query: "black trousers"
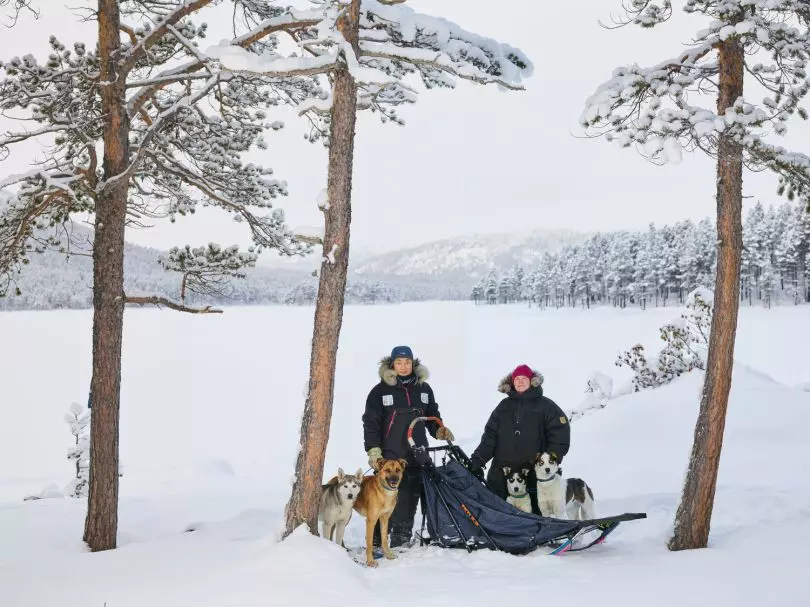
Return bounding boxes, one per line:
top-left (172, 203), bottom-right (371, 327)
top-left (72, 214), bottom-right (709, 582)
top-left (486, 463), bottom-right (541, 515)
top-left (373, 466), bottom-right (423, 548)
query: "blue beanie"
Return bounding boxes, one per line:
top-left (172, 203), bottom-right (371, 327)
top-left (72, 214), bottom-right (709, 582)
top-left (390, 345), bottom-right (413, 360)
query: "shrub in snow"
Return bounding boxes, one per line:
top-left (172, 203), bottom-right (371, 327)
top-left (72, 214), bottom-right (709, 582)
top-left (586, 371), bottom-right (613, 400)
top-left (64, 402), bottom-right (90, 498)
top-left (617, 289), bottom-right (713, 391)
top-left (571, 371), bottom-right (615, 421)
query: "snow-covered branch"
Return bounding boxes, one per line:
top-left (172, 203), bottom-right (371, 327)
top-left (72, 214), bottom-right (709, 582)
top-left (157, 243), bottom-right (258, 302)
top-left (582, 1), bottom-right (810, 179)
top-left (231, 8), bottom-right (323, 48)
top-left (599, 1), bottom-right (673, 29)
top-left (120, 0), bottom-right (215, 74)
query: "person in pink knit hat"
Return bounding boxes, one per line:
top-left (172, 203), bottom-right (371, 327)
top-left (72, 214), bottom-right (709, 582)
top-left (469, 364), bottom-right (570, 512)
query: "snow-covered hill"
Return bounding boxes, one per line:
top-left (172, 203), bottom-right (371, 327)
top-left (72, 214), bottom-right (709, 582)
top-left (0, 224), bottom-right (410, 310)
top-left (0, 226), bottom-right (585, 309)
top-left (1, 302), bottom-right (808, 606)
top-left (352, 229), bottom-right (585, 278)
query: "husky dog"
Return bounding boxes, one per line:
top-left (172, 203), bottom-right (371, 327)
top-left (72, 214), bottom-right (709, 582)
top-left (502, 465), bottom-right (533, 513)
top-left (320, 468), bottom-right (363, 547)
top-left (353, 458), bottom-right (406, 567)
top-left (534, 452), bottom-right (595, 521)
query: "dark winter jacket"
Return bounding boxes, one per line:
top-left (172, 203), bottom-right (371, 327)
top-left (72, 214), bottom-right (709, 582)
top-left (470, 369), bottom-right (570, 470)
top-left (362, 357), bottom-right (443, 466)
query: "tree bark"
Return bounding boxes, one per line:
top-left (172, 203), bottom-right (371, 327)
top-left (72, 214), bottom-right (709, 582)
top-left (283, 0), bottom-right (360, 538)
top-left (83, 0), bottom-right (129, 552)
top-left (668, 36), bottom-right (744, 552)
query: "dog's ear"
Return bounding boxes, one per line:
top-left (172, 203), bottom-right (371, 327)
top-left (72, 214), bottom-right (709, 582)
top-left (398, 458), bottom-right (408, 470)
top-left (337, 467), bottom-right (345, 481)
top-left (533, 453), bottom-right (542, 464)
top-left (354, 468), bottom-right (363, 480)
top-left (521, 467), bottom-right (530, 478)
top-left (372, 458), bottom-right (383, 472)
top-left (502, 466), bottom-right (511, 477)
top-left (549, 453), bottom-right (558, 464)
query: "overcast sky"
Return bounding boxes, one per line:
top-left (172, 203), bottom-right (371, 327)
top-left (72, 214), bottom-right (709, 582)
top-left (1, 1), bottom-right (807, 261)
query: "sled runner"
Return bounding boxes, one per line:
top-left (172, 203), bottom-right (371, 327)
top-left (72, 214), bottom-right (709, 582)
top-left (407, 417), bottom-right (646, 555)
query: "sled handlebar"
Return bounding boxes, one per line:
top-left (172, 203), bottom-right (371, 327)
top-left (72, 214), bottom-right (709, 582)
top-left (407, 416), bottom-right (450, 450)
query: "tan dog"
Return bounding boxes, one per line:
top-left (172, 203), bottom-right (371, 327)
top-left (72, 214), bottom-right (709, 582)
top-left (352, 458), bottom-right (407, 567)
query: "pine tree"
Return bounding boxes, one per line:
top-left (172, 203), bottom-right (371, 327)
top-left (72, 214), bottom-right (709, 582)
top-left (470, 279), bottom-right (485, 304)
top-left (212, 1), bottom-right (532, 539)
top-left (0, 0), bottom-right (318, 552)
top-left (582, 0), bottom-right (810, 552)
top-left (485, 269), bottom-right (499, 305)
top-left (65, 402), bottom-right (91, 499)
top-left (498, 273), bottom-right (514, 304)
top-left (796, 206), bottom-right (810, 302)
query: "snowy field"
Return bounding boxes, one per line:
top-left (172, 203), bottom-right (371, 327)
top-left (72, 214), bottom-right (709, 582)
top-left (1, 301), bottom-right (809, 606)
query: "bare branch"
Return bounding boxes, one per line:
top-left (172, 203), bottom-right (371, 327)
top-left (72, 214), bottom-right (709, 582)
top-left (124, 294), bottom-right (223, 314)
top-left (0, 0), bottom-right (38, 27)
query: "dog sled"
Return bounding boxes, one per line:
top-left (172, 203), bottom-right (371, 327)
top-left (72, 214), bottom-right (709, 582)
top-left (408, 417), bottom-right (647, 556)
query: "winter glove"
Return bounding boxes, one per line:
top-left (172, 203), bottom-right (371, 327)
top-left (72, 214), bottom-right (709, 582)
top-left (436, 426), bottom-right (454, 441)
top-left (468, 455), bottom-right (485, 473)
top-left (367, 447), bottom-right (383, 470)
top-left (468, 456), bottom-right (486, 481)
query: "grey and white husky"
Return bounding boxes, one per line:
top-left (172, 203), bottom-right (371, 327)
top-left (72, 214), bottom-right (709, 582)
top-left (319, 467), bottom-right (363, 547)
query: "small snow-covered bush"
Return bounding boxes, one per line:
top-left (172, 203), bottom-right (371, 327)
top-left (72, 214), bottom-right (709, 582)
top-left (64, 402), bottom-right (90, 498)
top-left (571, 371), bottom-right (615, 421)
top-left (617, 288), bottom-right (713, 391)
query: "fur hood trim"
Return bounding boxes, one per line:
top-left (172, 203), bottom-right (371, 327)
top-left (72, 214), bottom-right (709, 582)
top-left (379, 356), bottom-right (429, 386)
top-left (498, 369), bottom-right (544, 394)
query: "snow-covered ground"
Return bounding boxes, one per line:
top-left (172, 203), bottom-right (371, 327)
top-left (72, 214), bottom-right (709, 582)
top-left (1, 302), bottom-right (808, 606)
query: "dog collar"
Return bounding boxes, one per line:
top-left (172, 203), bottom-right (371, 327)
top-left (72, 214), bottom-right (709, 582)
top-left (536, 475), bottom-right (557, 483)
top-left (509, 492), bottom-right (528, 499)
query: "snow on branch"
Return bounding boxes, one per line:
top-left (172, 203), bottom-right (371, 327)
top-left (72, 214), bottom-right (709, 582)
top-left (0, 179), bottom-right (91, 296)
top-left (359, 0), bottom-right (533, 89)
top-left (214, 0), bottom-right (532, 141)
top-left (1, 5), bottom-right (319, 298)
top-left (204, 43), bottom-right (339, 77)
top-left (120, 0), bottom-right (215, 73)
top-left (600, 1), bottom-right (673, 29)
top-left (581, 0), bottom-right (810, 193)
top-left (157, 243), bottom-right (258, 303)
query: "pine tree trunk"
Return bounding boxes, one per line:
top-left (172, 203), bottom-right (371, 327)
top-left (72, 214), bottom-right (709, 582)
top-left (83, 0), bottom-right (129, 552)
top-left (283, 0), bottom-right (360, 538)
top-left (668, 36), bottom-right (744, 552)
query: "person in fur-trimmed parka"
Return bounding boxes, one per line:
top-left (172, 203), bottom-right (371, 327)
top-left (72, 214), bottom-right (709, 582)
top-left (469, 364), bottom-right (570, 505)
top-left (363, 345), bottom-right (454, 548)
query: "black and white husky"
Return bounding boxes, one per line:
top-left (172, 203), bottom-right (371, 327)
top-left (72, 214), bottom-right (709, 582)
top-left (319, 468), bottom-right (363, 547)
top-left (534, 452), bottom-right (595, 521)
top-left (502, 465), bottom-right (533, 513)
